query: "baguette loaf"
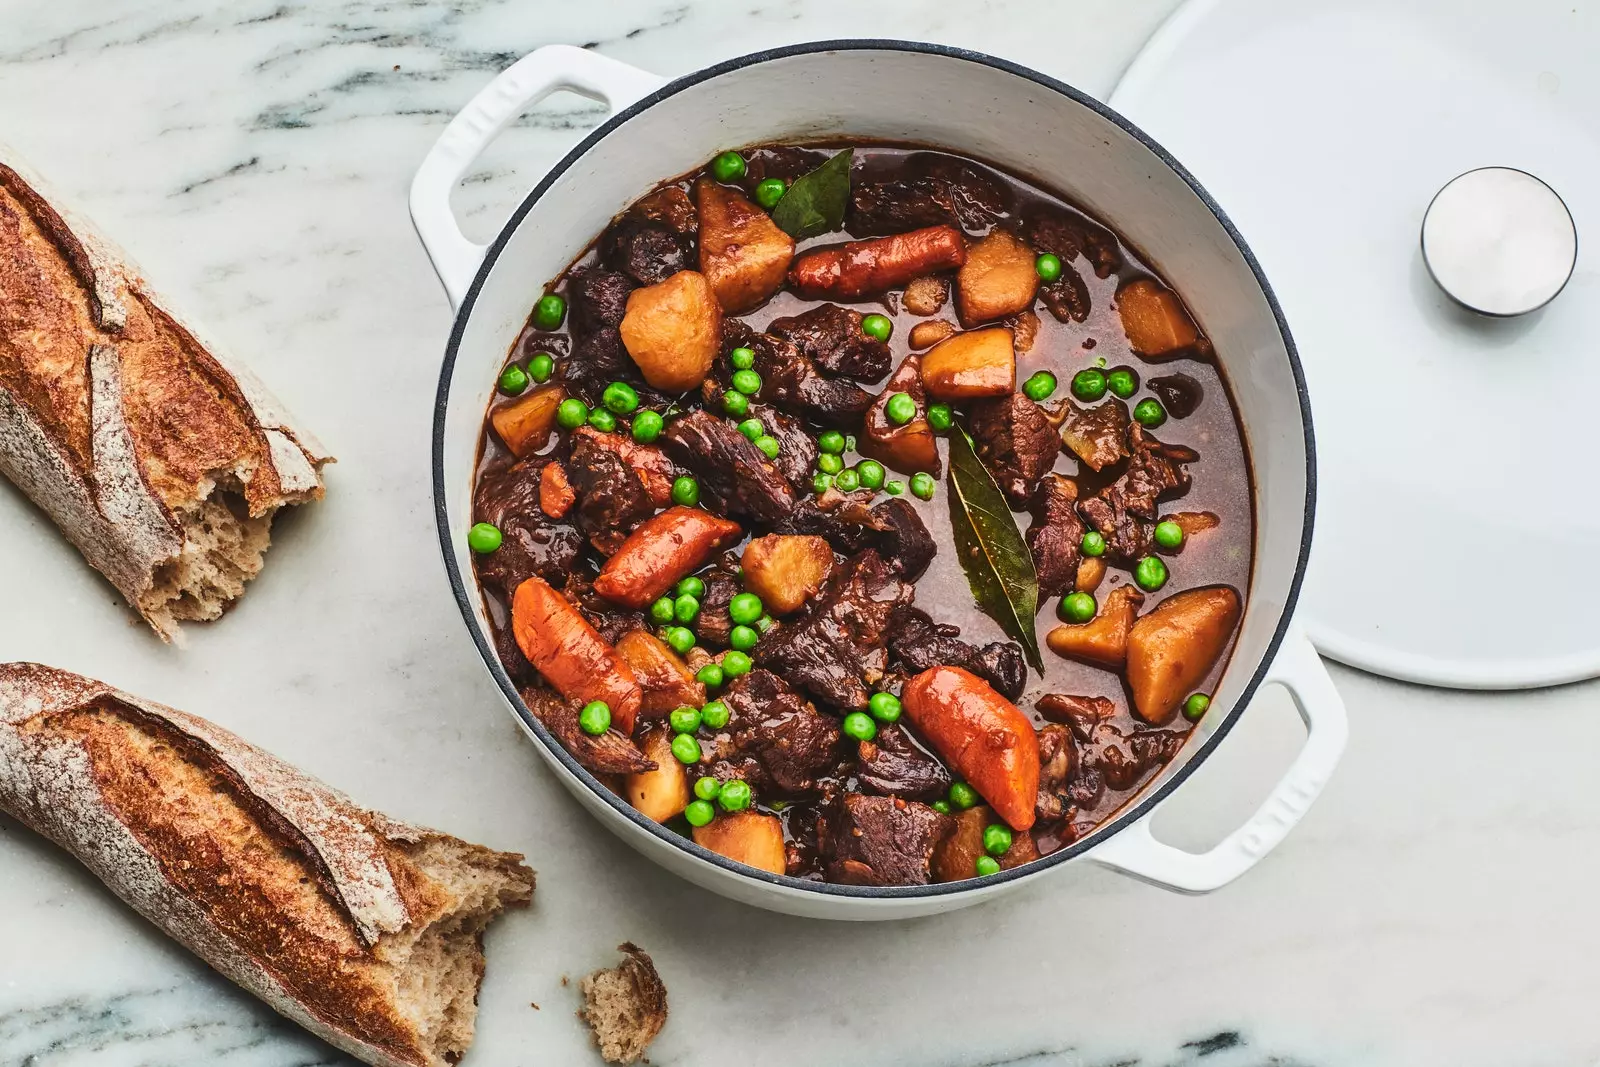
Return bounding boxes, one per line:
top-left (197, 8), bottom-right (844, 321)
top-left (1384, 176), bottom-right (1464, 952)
top-left (0, 662), bottom-right (535, 1067)
top-left (0, 156), bottom-right (331, 640)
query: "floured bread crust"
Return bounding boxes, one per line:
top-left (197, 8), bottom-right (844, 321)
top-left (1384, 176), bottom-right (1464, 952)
top-left (0, 663), bottom-right (534, 1067)
top-left (0, 155), bottom-right (331, 640)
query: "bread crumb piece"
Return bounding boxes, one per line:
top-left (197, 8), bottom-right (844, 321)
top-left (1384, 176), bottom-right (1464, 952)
top-left (578, 943), bottom-right (667, 1065)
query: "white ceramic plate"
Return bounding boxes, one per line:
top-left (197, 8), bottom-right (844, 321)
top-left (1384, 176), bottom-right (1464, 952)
top-left (1112, 0), bottom-right (1600, 689)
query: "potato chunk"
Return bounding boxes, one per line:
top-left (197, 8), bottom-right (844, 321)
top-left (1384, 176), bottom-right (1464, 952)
top-left (490, 383), bottom-right (566, 458)
top-left (625, 727), bottom-right (691, 823)
top-left (1126, 585), bottom-right (1241, 724)
top-left (921, 327), bottom-right (1015, 400)
top-left (908, 319), bottom-right (957, 350)
top-left (693, 811), bottom-right (787, 874)
top-left (902, 275), bottom-right (948, 316)
top-left (956, 229), bottom-right (1039, 325)
top-left (933, 805), bottom-right (1040, 883)
top-left (619, 270), bottom-right (723, 391)
top-left (695, 178), bottom-right (794, 313)
top-left (1117, 278), bottom-right (1201, 359)
top-left (615, 629), bottom-right (705, 716)
top-left (1075, 556), bottom-right (1106, 593)
top-left (741, 534), bottom-right (834, 615)
top-left (1045, 585), bottom-right (1144, 670)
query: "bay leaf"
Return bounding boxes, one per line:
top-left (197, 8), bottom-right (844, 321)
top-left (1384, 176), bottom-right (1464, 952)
top-left (770, 148), bottom-right (852, 240)
top-left (946, 426), bottom-right (1044, 673)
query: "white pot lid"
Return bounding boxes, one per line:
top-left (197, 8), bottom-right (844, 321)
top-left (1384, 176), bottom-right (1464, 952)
top-left (1110, 0), bottom-right (1599, 689)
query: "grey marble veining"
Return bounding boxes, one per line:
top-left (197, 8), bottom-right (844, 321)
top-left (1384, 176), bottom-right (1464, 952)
top-left (3, 1), bottom-right (1600, 1065)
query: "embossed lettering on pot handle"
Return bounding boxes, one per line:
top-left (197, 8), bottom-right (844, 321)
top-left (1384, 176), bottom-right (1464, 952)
top-left (1089, 628), bottom-right (1348, 894)
top-left (409, 45), bottom-right (666, 310)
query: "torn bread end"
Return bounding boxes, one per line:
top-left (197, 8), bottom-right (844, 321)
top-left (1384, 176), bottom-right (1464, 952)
top-left (580, 943), bottom-right (668, 1065)
top-left (140, 491), bottom-right (276, 638)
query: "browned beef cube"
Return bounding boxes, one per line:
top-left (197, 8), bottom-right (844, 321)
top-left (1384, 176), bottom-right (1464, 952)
top-left (751, 333), bottom-right (876, 428)
top-left (473, 460), bottom-right (584, 596)
top-left (662, 410), bottom-right (797, 525)
top-left (1059, 398), bottom-right (1130, 472)
top-left (857, 724), bottom-right (951, 801)
top-left (848, 177), bottom-right (962, 237)
top-left (601, 216), bottom-right (691, 286)
top-left (886, 605), bottom-right (1026, 702)
top-left (692, 564), bottom-right (739, 650)
top-left (968, 393), bottom-right (1060, 508)
top-left (1040, 266), bottom-right (1092, 323)
top-left (774, 493), bottom-right (934, 581)
top-left (567, 432), bottom-right (655, 544)
top-left (1020, 204), bottom-right (1123, 278)
top-left (821, 794), bottom-right (952, 886)
top-left (747, 401), bottom-right (819, 495)
top-left (768, 303), bottom-right (892, 381)
top-left (1026, 474), bottom-right (1085, 600)
top-left (714, 668), bottom-right (843, 795)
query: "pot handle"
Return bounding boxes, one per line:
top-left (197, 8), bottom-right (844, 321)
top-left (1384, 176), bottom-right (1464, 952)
top-left (408, 45), bottom-right (666, 310)
top-left (1088, 627), bottom-right (1347, 894)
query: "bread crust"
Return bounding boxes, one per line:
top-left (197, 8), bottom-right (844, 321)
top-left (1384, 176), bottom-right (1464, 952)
top-left (0, 155), bottom-right (330, 639)
top-left (0, 663), bottom-right (534, 1067)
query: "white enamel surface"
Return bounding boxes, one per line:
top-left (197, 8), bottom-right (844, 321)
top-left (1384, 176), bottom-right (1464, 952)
top-left (1112, 0), bottom-right (1600, 688)
top-left (431, 45), bottom-right (1334, 918)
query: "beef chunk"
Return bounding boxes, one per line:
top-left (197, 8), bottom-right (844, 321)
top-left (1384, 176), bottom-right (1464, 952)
top-left (1149, 373), bottom-right (1204, 419)
top-left (747, 401), bottom-right (819, 494)
top-left (774, 493), bottom-right (933, 581)
top-left (744, 146), bottom-right (831, 185)
top-left (750, 332), bottom-right (875, 427)
top-left (1079, 425), bottom-right (1197, 561)
top-left (1040, 265), bottom-right (1092, 323)
top-left (1041, 692), bottom-right (1186, 794)
top-left (567, 431), bottom-right (656, 547)
top-left (757, 550), bottom-right (913, 710)
top-left (868, 498), bottom-right (936, 581)
top-left (473, 460), bottom-right (584, 596)
top-left (567, 267), bottom-right (634, 335)
top-left (1077, 493), bottom-right (1151, 564)
top-left (913, 153), bottom-right (1012, 230)
top-left (1026, 474), bottom-right (1085, 601)
top-left (601, 216), bottom-right (690, 285)
top-left (691, 563), bottom-right (739, 650)
top-left (563, 268), bottom-right (640, 400)
top-left (632, 185), bottom-right (698, 238)
top-left (968, 393), bottom-right (1060, 508)
top-left (662, 409), bottom-right (797, 525)
top-left (1059, 398), bottom-right (1130, 472)
top-left (768, 303), bottom-right (892, 381)
top-left (820, 794), bottom-right (952, 886)
top-left (1034, 722), bottom-right (1078, 823)
top-left (857, 724), bottom-right (951, 801)
top-left (1036, 692), bottom-right (1116, 730)
top-left (712, 669), bottom-right (843, 795)
top-left (568, 426), bottom-right (676, 507)
top-left (886, 605), bottom-right (1027, 702)
top-left (522, 687), bottom-right (655, 776)
top-left (848, 154), bottom-right (1010, 237)
top-left (1020, 205), bottom-right (1123, 279)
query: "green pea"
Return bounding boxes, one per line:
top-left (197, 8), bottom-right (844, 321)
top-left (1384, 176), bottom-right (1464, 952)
top-left (949, 781), bottom-right (979, 810)
top-left (671, 476), bottom-right (700, 507)
top-left (694, 777), bottom-right (723, 801)
top-left (631, 409), bottom-right (664, 443)
top-left (731, 369), bottom-right (762, 396)
top-left (684, 798), bottom-right (716, 826)
top-left (1154, 520), bottom-right (1184, 551)
top-left (1071, 368), bottom-right (1108, 402)
top-left (717, 779), bottom-right (753, 812)
top-left (1183, 693), bottom-right (1211, 721)
top-left (711, 150), bottom-right (746, 182)
top-left (1058, 591), bottom-right (1097, 624)
top-left (755, 177), bottom-right (787, 209)
top-left (467, 522), bottom-right (502, 554)
top-left (722, 650), bottom-right (753, 678)
top-left (1134, 555), bottom-right (1169, 591)
top-left (856, 460), bottom-right (885, 490)
top-left (861, 314), bottom-right (893, 342)
top-left (754, 435), bottom-right (780, 460)
top-left (1023, 371), bottom-right (1058, 402)
top-left (813, 473), bottom-right (833, 494)
top-left (664, 626), bottom-right (696, 656)
top-left (669, 705), bottom-right (703, 734)
top-left (534, 294), bottom-right (566, 330)
top-left (833, 468), bottom-right (861, 492)
top-left (868, 691), bottom-right (902, 722)
top-left (578, 700), bottom-right (611, 736)
top-left (1081, 530), bottom-right (1106, 557)
top-left (841, 711), bottom-right (877, 742)
top-left (696, 663), bottom-right (725, 689)
top-left (499, 364), bottom-right (530, 395)
top-left (931, 800), bottom-right (952, 814)
top-left (730, 346), bottom-right (756, 370)
top-left (1133, 398), bottom-right (1167, 427)
top-left (528, 352), bottom-right (555, 383)
top-left (671, 732), bottom-right (703, 764)
top-left (926, 404), bottom-right (953, 432)
top-left (817, 453), bottom-right (844, 475)
top-left (885, 391), bottom-right (916, 425)
top-left (728, 593), bottom-right (763, 625)
top-left (737, 418), bottom-right (764, 442)
top-left (974, 855), bottom-right (1001, 877)
top-left (910, 472), bottom-right (936, 500)
top-left (818, 430), bottom-right (846, 454)
top-left (729, 624), bottom-right (759, 652)
top-left (587, 407), bottom-right (617, 432)
top-left (1106, 366), bottom-right (1138, 398)
top-left (556, 398), bottom-right (588, 430)
top-left (673, 594), bottom-right (700, 623)
top-left (722, 390), bottom-right (749, 417)
top-left (982, 823), bottom-right (1013, 856)
top-left (885, 480), bottom-right (905, 496)
top-left (676, 576), bottom-right (706, 599)
top-left (649, 597), bottom-right (675, 624)
top-left (701, 699), bottom-right (730, 729)
top-left (1034, 253), bottom-right (1063, 282)
top-left (601, 381), bottom-right (638, 414)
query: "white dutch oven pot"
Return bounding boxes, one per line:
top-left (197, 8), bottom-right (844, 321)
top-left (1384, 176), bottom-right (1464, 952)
top-left (412, 41), bottom-right (1347, 920)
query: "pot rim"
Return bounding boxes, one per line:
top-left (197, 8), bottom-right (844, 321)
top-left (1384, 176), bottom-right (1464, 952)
top-left (431, 38), bottom-right (1317, 901)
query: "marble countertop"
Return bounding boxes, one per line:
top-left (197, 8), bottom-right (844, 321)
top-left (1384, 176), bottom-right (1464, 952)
top-left (3, 2), bottom-right (1598, 1065)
